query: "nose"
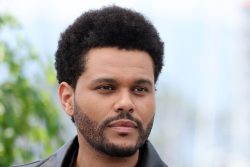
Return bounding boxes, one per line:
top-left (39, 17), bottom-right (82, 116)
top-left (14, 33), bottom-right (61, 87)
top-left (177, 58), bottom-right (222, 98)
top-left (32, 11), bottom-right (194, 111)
top-left (114, 90), bottom-right (135, 113)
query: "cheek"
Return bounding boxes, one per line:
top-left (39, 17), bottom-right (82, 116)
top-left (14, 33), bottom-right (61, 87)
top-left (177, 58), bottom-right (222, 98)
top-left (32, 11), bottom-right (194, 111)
top-left (136, 97), bottom-right (155, 125)
top-left (75, 93), bottom-right (112, 122)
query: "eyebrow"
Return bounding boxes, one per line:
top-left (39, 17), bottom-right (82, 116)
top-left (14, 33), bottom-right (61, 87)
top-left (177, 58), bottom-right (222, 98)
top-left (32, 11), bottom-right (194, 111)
top-left (91, 78), bottom-right (153, 87)
top-left (134, 79), bottom-right (153, 87)
top-left (91, 78), bottom-right (117, 84)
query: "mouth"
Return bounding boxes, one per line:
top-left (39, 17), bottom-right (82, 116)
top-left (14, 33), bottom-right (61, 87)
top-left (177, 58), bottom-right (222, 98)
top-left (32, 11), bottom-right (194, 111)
top-left (108, 119), bottom-right (138, 128)
top-left (107, 119), bottom-right (138, 134)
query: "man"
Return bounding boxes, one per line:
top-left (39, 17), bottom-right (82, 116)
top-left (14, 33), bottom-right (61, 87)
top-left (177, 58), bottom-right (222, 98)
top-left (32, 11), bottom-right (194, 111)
top-left (17, 5), bottom-right (167, 167)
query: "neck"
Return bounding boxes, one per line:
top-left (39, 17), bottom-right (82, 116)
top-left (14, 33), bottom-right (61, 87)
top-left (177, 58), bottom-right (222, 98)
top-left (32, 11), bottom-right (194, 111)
top-left (75, 134), bottom-right (139, 167)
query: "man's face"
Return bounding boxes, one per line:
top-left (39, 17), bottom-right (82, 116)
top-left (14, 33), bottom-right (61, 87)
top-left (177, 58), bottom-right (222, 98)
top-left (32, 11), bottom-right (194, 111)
top-left (72, 47), bottom-right (155, 157)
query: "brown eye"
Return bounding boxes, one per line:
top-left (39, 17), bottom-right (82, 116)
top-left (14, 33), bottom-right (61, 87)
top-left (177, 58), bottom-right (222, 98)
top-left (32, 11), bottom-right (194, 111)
top-left (99, 85), bottom-right (113, 90)
top-left (134, 87), bottom-right (148, 94)
top-left (96, 85), bottom-right (115, 93)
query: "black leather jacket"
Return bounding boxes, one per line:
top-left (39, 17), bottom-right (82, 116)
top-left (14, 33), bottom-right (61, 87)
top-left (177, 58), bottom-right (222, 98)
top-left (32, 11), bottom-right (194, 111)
top-left (14, 136), bottom-right (168, 167)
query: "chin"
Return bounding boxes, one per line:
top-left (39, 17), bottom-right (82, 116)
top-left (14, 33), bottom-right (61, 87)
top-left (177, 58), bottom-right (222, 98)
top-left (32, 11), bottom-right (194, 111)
top-left (115, 143), bottom-right (136, 150)
top-left (109, 137), bottom-right (138, 147)
top-left (101, 139), bottom-right (140, 157)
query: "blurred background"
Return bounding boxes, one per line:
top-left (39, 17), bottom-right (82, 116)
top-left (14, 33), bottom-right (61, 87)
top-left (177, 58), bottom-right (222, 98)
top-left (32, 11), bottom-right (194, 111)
top-left (0, 0), bottom-right (250, 166)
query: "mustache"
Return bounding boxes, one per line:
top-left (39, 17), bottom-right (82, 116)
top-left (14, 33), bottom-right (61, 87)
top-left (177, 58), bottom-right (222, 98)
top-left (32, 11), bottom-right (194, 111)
top-left (101, 112), bottom-right (143, 129)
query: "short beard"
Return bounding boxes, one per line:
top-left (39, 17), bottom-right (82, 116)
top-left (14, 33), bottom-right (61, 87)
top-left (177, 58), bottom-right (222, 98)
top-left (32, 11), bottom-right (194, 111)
top-left (73, 101), bottom-right (154, 157)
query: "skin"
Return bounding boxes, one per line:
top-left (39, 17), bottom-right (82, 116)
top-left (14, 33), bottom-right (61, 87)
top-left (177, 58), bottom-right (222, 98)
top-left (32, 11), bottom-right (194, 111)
top-left (58, 47), bottom-right (156, 167)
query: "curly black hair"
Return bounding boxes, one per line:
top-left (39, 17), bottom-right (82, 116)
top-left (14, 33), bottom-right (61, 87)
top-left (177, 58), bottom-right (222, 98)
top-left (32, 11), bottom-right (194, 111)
top-left (55, 5), bottom-right (164, 88)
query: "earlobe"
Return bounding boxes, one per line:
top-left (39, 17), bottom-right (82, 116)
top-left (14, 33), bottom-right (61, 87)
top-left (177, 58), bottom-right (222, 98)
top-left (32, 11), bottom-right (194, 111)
top-left (58, 82), bottom-right (74, 116)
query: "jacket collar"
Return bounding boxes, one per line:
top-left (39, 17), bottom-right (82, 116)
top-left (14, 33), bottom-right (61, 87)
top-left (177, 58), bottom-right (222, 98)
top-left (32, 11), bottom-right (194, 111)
top-left (38, 136), bottom-right (167, 167)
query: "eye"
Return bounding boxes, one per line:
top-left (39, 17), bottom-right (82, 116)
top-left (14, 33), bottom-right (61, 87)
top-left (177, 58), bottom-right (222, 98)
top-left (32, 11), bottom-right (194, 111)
top-left (96, 85), bottom-right (115, 93)
top-left (99, 85), bottom-right (113, 90)
top-left (133, 87), bottom-right (148, 94)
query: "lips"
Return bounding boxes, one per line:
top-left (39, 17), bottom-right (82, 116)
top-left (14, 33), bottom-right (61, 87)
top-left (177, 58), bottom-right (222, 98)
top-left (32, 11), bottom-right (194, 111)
top-left (108, 119), bottom-right (138, 128)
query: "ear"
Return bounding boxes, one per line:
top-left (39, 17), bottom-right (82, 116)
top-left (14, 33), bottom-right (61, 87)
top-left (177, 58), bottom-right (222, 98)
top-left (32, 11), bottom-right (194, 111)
top-left (58, 82), bottom-right (74, 117)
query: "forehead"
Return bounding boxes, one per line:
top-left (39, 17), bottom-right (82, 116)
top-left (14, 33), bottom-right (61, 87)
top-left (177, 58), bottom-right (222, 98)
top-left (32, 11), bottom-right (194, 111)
top-left (82, 47), bottom-right (154, 82)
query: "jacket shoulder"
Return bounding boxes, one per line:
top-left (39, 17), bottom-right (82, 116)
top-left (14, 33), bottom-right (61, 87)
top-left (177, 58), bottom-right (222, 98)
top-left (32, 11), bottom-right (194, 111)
top-left (12, 160), bottom-right (42, 167)
top-left (141, 141), bottom-right (168, 167)
top-left (12, 136), bottom-right (78, 167)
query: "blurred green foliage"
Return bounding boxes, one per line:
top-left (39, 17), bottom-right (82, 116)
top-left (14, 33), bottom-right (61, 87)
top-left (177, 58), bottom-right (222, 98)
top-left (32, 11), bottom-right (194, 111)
top-left (0, 14), bottom-right (64, 166)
